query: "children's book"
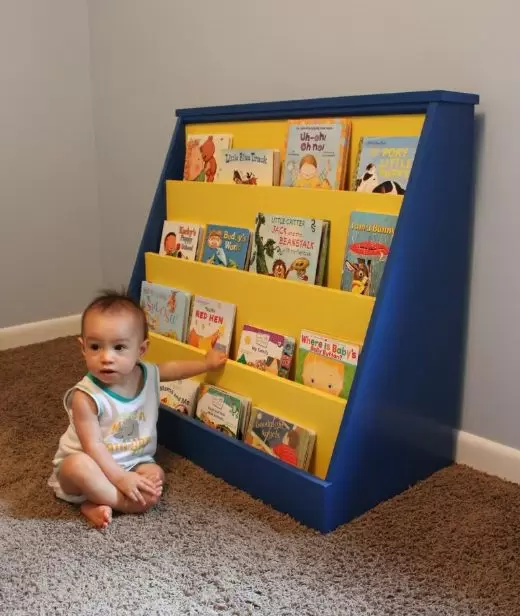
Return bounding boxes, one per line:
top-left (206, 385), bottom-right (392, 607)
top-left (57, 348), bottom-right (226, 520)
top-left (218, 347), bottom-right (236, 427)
top-left (160, 379), bottom-right (200, 417)
top-left (295, 330), bottom-right (361, 400)
top-left (236, 325), bottom-right (295, 379)
top-left (244, 407), bottom-right (316, 470)
top-left (187, 295), bottom-right (236, 355)
top-left (183, 134), bottom-right (233, 183)
top-left (352, 136), bottom-right (420, 194)
top-left (248, 212), bottom-right (324, 285)
top-left (200, 224), bottom-right (252, 270)
top-left (214, 149), bottom-right (281, 186)
top-left (315, 220), bottom-right (330, 286)
top-left (159, 220), bottom-right (203, 260)
top-left (282, 118), bottom-right (351, 190)
top-left (195, 384), bottom-right (251, 439)
top-left (140, 281), bottom-right (191, 342)
top-left (340, 211), bottom-right (398, 297)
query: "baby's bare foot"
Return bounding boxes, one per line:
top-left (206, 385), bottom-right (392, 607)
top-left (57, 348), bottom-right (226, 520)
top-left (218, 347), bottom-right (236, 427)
top-left (80, 502), bottom-right (112, 529)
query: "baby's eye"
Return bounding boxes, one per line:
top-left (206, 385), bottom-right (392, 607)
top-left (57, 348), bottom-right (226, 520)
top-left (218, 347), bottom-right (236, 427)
top-left (90, 344), bottom-right (99, 351)
top-left (328, 383), bottom-right (332, 389)
top-left (115, 344), bottom-right (126, 351)
top-left (310, 378), bottom-right (314, 384)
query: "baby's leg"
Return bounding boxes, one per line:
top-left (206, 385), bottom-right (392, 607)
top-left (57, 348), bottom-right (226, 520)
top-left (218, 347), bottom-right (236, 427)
top-left (58, 454), bottom-right (161, 527)
top-left (134, 463), bottom-right (165, 487)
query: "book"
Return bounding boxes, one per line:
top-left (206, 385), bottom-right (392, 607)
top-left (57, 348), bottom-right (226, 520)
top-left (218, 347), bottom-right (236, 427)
top-left (340, 211), bottom-right (398, 297)
top-left (352, 136), bottom-right (420, 194)
top-left (187, 295), bottom-right (236, 355)
top-left (244, 407), bottom-right (316, 470)
top-left (183, 134), bottom-right (233, 182)
top-left (315, 220), bottom-right (330, 286)
top-left (295, 330), bottom-right (361, 400)
top-left (200, 224), bottom-right (252, 270)
top-left (214, 149), bottom-right (281, 186)
top-left (282, 118), bottom-right (351, 190)
top-left (248, 212), bottom-right (325, 285)
top-left (236, 325), bottom-right (295, 379)
top-left (160, 379), bottom-right (200, 417)
top-left (159, 220), bottom-right (203, 260)
top-left (140, 281), bottom-right (192, 342)
top-left (195, 383), bottom-right (251, 439)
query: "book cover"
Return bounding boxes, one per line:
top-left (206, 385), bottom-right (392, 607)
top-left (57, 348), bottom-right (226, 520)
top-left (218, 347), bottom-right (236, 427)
top-left (214, 149), bottom-right (280, 186)
top-left (159, 220), bottom-right (203, 260)
top-left (195, 383), bottom-right (244, 438)
top-left (140, 281), bottom-right (191, 342)
top-left (248, 212), bottom-right (324, 285)
top-left (160, 379), bottom-right (200, 417)
top-left (236, 324), bottom-right (295, 379)
top-left (295, 330), bottom-right (361, 400)
top-left (244, 407), bottom-right (315, 470)
top-left (200, 224), bottom-right (252, 270)
top-left (353, 136), bottom-right (420, 194)
top-left (187, 295), bottom-right (236, 355)
top-left (183, 134), bottom-right (233, 183)
top-left (282, 118), bottom-right (351, 190)
top-left (340, 211), bottom-right (398, 297)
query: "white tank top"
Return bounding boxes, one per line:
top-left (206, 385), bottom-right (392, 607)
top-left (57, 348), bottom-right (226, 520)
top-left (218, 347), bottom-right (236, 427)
top-left (51, 361), bottom-right (160, 470)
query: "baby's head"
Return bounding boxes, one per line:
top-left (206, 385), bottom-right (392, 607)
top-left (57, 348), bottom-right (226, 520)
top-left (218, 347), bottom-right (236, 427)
top-left (79, 289), bottom-right (149, 385)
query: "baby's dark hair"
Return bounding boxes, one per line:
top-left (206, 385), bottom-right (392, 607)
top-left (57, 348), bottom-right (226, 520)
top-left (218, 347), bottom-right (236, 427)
top-left (81, 288), bottom-right (148, 340)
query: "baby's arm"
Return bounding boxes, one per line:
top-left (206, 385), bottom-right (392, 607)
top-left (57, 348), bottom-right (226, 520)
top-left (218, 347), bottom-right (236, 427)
top-left (71, 391), bottom-right (157, 504)
top-left (158, 347), bottom-right (227, 382)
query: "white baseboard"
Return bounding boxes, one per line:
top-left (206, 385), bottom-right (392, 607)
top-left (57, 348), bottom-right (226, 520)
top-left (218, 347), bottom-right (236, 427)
top-left (456, 430), bottom-right (520, 485)
top-left (0, 314), bottom-right (81, 350)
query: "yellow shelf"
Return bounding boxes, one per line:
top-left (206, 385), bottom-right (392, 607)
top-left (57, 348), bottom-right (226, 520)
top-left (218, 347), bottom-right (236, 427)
top-left (144, 252), bottom-right (374, 358)
top-left (166, 180), bottom-right (403, 290)
top-left (144, 332), bottom-right (346, 480)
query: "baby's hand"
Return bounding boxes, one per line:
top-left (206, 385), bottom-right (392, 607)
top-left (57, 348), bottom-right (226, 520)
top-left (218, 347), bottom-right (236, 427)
top-left (205, 348), bottom-right (228, 372)
top-left (115, 472), bottom-right (158, 505)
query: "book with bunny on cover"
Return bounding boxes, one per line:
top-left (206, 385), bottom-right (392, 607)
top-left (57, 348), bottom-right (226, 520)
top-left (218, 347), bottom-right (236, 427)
top-left (183, 134), bottom-right (233, 183)
top-left (244, 407), bottom-right (316, 470)
top-left (282, 118), bottom-right (351, 190)
top-left (140, 281), bottom-right (191, 342)
top-left (187, 295), bottom-right (236, 355)
top-left (295, 330), bottom-right (361, 400)
top-left (248, 212), bottom-right (325, 285)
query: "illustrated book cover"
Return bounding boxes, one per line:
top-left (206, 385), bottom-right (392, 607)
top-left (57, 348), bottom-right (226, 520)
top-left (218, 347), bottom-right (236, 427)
top-left (281, 118), bottom-right (351, 190)
top-left (160, 379), bottom-right (200, 417)
top-left (340, 211), bottom-right (398, 297)
top-left (140, 281), bottom-right (191, 342)
top-left (352, 136), bottom-right (420, 194)
top-left (214, 149), bottom-right (281, 186)
top-left (295, 329), bottom-right (361, 400)
top-left (200, 224), bottom-right (252, 270)
top-left (236, 324), bottom-right (295, 379)
top-left (187, 295), bottom-right (236, 355)
top-left (183, 134), bottom-right (233, 183)
top-left (195, 383), bottom-right (251, 439)
top-left (159, 220), bottom-right (203, 260)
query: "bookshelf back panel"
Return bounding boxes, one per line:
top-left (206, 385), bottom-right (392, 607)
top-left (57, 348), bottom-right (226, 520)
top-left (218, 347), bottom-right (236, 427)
top-left (166, 181), bottom-right (402, 290)
top-left (145, 332), bottom-right (346, 479)
top-left (185, 113), bottom-right (425, 191)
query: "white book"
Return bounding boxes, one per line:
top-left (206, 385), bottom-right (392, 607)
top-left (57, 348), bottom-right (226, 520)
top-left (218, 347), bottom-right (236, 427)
top-left (159, 220), bottom-right (203, 261)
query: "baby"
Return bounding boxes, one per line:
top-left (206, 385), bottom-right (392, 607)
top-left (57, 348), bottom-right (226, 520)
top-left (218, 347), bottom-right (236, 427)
top-left (48, 289), bottom-right (227, 529)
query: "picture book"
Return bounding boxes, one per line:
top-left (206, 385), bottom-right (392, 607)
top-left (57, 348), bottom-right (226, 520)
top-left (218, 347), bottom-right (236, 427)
top-left (352, 136), bottom-right (420, 194)
top-left (140, 281), bottom-right (191, 342)
top-left (187, 295), bottom-right (236, 355)
top-left (244, 407), bottom-right (316, 470)
top-left (236, 324), bottom-right (295, 379)
top-left (295, 330), bottom-right (361, 400)
top-left (195, 384), bottom-right (251, 439)
top-left (315, 220), bottom-right (330, 286)
top-left (159, 220), bottom-right (203, 260)
top-left (214, 149), bottom-right (281, 186)
top-left (281, 118), bottom-right (351, 190)
top-left (160, 379), bottom-right (200, 417)
top-left (340, 211), bottom-right (398, 297)
top-left (200, 224), bottom-right (252, 270)
top-left (183, 134), bottom-right (233, 183)
top-left (248, 212), bottom-right (324, 285)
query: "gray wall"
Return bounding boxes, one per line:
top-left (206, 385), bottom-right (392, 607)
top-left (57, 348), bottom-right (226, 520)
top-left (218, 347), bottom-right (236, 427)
top-left (0, 0), bottom-right (102, 327)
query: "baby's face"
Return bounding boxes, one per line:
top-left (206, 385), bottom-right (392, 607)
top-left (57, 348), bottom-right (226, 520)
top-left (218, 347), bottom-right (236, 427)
top-left (80, 309), bottom-right (147, 385)
top-left (302, 359), bottom-right (343, 396)
top-left (164, 235), bottom-right (176, 252)
top-left (300, 162), bottom-right (316, 179)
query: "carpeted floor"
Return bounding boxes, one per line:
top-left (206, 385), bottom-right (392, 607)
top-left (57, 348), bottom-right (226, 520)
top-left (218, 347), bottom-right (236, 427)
top-left (1, 338), bottom-right (519, 615)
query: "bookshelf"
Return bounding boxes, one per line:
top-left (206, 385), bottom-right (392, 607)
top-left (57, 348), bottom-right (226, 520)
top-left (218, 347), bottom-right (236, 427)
top-left (129, 90), bottom-right (479, 533)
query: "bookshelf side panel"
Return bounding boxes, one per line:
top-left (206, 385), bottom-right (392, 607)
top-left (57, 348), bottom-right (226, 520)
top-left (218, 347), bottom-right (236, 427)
top-left (326, 101), bottom-right (477, 526)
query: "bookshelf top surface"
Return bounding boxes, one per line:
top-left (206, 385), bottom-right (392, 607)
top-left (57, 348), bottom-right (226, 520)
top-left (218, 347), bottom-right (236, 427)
top-left (176, 90), bottom-right (480, 122)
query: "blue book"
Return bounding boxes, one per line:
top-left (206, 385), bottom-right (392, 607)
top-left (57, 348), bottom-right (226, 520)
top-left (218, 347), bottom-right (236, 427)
top-left (353, 136), bottom-right (420, 194)
top-left (140, 281), bottom-right (192, 342)
top-left (340, 211), bottom-right (398, 297)
top-left (200, 224), bottom-right (252, 270)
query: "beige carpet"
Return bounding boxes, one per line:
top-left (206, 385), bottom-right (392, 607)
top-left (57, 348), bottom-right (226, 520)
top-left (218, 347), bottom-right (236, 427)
top-left (1, 336), bottom-right (519, 615)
